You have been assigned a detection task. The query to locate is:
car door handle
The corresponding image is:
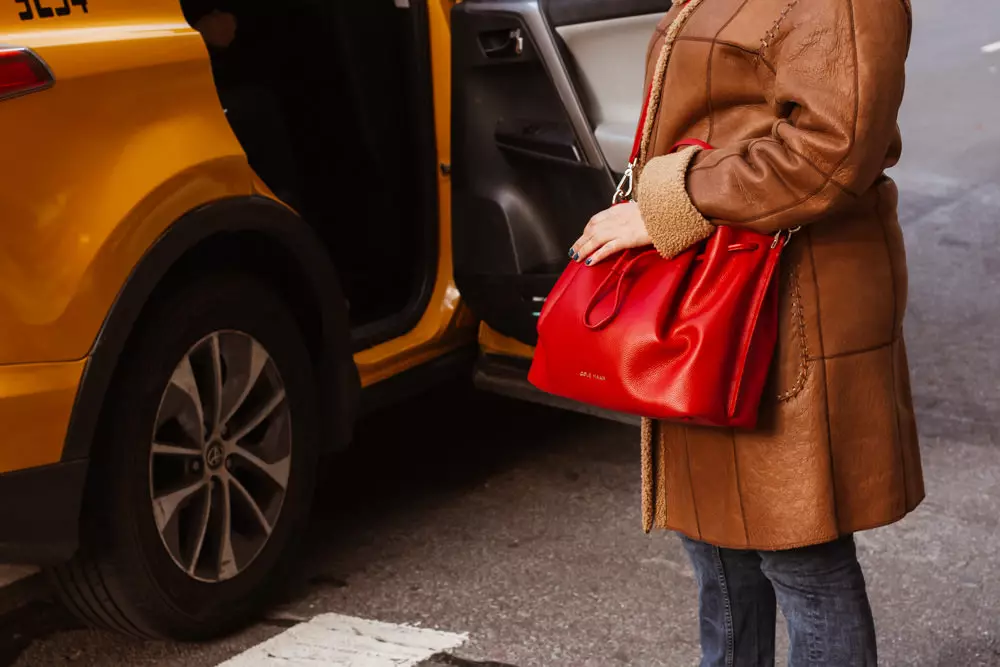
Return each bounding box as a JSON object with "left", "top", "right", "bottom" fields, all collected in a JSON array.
[
  {"left": 495, "top": 120, "right": 582, "bottom": 164},
  {"left": 480, "top": 28, "right": 524, "bottom": 58}
]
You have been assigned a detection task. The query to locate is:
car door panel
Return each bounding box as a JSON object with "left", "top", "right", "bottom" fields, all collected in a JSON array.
[
  {"left": 556, "top": 12, "right": 665, "bottom": 169},
  {"left": 451, "top": 0, "right": 670, "bottom": 346}
]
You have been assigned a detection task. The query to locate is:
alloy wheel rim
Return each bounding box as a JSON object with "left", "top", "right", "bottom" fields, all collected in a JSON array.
[{"left": 148, "top": 331, "right": 292, "bottom": 583}]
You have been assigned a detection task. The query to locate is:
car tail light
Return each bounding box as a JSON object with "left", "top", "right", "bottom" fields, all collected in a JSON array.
[{"left": 0, "top": 48, "right": 53, "bottom": 102}]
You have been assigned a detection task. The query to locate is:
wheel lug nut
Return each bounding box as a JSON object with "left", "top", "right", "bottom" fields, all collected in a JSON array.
[{"left": 225, "top": 458, "right": 233, "bottom": 471}]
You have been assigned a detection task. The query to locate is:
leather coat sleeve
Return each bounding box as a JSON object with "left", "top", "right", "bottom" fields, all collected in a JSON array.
[{"left": 685, "top": 0, "right": 912, "bottom": 235}]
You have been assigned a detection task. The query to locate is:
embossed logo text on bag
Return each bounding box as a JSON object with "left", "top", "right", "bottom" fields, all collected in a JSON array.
[{"left": 579, "top": 371, "right": 607, "bottom": 382}]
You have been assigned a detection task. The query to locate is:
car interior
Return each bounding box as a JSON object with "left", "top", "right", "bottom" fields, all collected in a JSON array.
[
  {"left": 181, "top": 0, "right": 438, "bottom": 344},
  {"left": 448, "top": 0, "right": 670, "bottom": 347}
]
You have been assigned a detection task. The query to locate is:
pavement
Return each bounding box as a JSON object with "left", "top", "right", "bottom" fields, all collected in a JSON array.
[{"left": 1, "top": 1, "right": 999, "bottom": 665}]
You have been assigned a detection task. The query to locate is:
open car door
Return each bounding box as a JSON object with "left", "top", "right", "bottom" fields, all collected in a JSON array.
[{"left": 450, "top": 0, "right": 671, "bottom": 418}]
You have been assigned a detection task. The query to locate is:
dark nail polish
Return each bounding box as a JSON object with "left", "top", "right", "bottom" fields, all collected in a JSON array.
[
  {"left": 585, "top": 258, "right": 592, "bottom": 266},
  {"left": 573, "top": 252, "right": 580, "bottom": 261},
  {"left": 568, "top": 248, "right": 575, "bottom": 258}
]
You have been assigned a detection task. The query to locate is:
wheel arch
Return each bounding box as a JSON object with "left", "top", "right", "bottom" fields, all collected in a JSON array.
[{"left": 62, "top": 196, "right": 360, "bottom": 468}]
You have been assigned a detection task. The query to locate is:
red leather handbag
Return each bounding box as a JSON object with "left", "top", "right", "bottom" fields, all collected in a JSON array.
[{"left": 527, "top": 98, "right": 789, "bottom": 428}]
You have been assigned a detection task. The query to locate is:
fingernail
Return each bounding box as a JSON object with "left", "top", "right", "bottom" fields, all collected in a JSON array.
[
  {"left": 568, "top": 248, "right": 575, "bottom": 258},
  {"left": 573, "top": 252, "right": 580, "bottom": 261},
  {"left": 585, "top": 258, "right": 592, "bottom": 266}
]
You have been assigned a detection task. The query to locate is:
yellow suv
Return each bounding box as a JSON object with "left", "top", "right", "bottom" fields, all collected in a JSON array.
[{"left": 0, "top": 0, "right": 666, "bottom": 639}]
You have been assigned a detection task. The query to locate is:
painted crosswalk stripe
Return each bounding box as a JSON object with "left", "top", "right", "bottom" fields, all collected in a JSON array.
[
  {"left": 218, "top": 613, "right": 467, "bottom": 666},
  {"left": 982, "top": 41, "right": 1000, "bottom": 54}
]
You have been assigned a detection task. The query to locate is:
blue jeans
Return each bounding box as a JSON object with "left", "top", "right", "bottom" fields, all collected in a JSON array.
[{"left": 681, "top": 535, "right": 877, "bottom": 667}]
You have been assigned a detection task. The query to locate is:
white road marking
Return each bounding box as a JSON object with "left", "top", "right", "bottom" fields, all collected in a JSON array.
[
  {"left": 982, "top": 41, "right": 1000, "bottom": 54},
  {"left": 0, "top": 566, "right": 37, "bottom": 588},
  {"left": 218, "top": 613, "right": 467, "bottom": 666}
]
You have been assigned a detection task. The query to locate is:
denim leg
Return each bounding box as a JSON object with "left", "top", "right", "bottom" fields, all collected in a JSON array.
[
  {"left": 681, "top": 536, "right": 777, "bottom": 667},
  {"left": 758, "top": 536, "right": 877, "bottom": 667}
]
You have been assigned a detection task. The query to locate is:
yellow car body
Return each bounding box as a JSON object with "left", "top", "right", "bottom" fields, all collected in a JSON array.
[
  {"left": 0, "top": 0, "right": 500, "bottom": 535},
  {"left": 0, "top": 0, "right": 657, "bottom": 638}
]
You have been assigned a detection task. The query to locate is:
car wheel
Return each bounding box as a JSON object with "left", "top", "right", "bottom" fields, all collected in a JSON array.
[{"left": 48, "top": 273, "right": 321, "bottom": 640}]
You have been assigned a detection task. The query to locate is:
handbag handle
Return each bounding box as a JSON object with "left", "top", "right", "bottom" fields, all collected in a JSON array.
[
  {"left": 583, "top": 249, "right": 660, "bottom": 330},
  {"left": 592, "top": 139, "right": 716, "bottom": 329},
  {"left": 582, "top": 238, "right": 762, "bottom": 330}
]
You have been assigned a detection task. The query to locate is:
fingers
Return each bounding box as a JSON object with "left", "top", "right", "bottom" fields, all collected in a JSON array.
[
  {"left": 569, "top": 203, "right": 649, "bottom": 265},
  {"left": 584, "top": 239, "right": 619, "bottom": 266},
  {"left": 576, "top": 231, "right": 613, "bottom": 263},
  {"left": 569, "top": 213, "right": 605, "bottom": 260},
  {"left": 571, "top": 207, "right": 621, "bottom": 259}
]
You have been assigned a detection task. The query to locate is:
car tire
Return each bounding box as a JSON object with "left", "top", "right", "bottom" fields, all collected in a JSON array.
[{"left": 47, "top": 272, "right": 321, "bottom": 640}]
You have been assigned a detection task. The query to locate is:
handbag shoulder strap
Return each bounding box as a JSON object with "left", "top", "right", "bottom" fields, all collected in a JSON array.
[
  {"left": 613, "top": 0, "right": 699, "bottom": 204},
  {"left": 628, "top": 86, "right": 655, "bottom": 168}
]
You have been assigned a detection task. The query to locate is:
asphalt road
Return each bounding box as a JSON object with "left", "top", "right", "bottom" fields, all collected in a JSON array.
[{"left": 2, "top": 1, "right": 999, "bottom": 665}]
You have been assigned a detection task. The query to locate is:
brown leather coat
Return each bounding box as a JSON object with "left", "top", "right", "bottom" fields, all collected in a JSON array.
[{"left": 634, "top": 0, "right": 924, "bottom": 550}]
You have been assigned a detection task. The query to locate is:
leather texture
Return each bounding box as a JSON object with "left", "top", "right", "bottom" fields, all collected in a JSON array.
[
  {"left": 529, "top": 223, "right": 782, "bottom": 427},
  {"left": 632, "top": 0, "right": 923, "bottom": 550}
]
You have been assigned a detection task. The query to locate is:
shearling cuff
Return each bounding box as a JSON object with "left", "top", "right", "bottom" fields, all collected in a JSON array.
[{"left": 636, "top": 146, "right": 715, "bottom": 259}]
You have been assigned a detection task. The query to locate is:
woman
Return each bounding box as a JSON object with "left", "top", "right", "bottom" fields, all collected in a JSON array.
[{"left": 570, "top": 0, "right": 924, "bottom": 664}]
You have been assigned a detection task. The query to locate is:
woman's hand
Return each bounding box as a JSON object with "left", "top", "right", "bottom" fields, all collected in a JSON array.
[{"left": 569, "top": 201, "right": 652, "bottom": 266}]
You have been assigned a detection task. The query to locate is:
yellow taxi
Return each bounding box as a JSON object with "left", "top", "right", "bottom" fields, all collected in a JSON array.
[{"left": 0, "top": 0, "right": 667, "bottom": 639}]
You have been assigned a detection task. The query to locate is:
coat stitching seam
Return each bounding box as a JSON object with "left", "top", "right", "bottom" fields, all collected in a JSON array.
[
  {"left": 683, "top": 428, "right": 703, "bottom": 540},
  {"left": 675, "top": 36, "right": 766, "bottom": 58},
  {"left": 691, "top": 130, "right": 859, "bottom": 198},
  {"left": 807, "top": 338, "right": 898, "bottom": 362},
  {"left": 677, "top": 36, "right": 780, "bottom": 73},
  {"left": 730, "top": 431, "right": 750, "bottom": 546},
  {"left": 706, "top": 0, "right": 752, "bottom": 145},
  {"left": 705, "top": 176, "right": 846, "bottom": 225},
  {"left": 683, "top": 0, "right": 862, "bottom": 226},
  {"left": 777, "top": 265, "right": 810, "bottom": 402},
  {"left": 824, "top": 359, "right": 839, "bottom": 536},
  {"left": 646, "top": 25, "right": 668, "bottom": 76},
  {"left": 808, "top": 235, "right": 841, "bottom": 532},
  {"left": 639, "top": 0, "right": 708, "bottom": 166},
  {"left": 778, "top": 135, "right": 858, "bottom": 196},
  {"left": 757, "top": 0, "right": 801, "bottom": 61}
]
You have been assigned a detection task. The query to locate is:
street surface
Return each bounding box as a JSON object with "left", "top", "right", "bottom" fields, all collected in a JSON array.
[{"left": 1, "top": 1, "right": 999, "bottom": 665}]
